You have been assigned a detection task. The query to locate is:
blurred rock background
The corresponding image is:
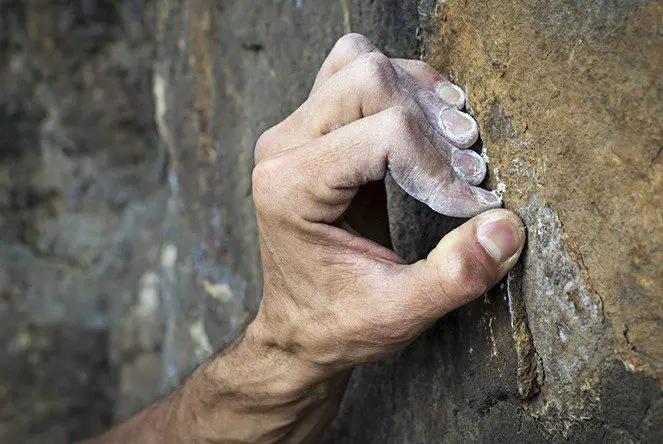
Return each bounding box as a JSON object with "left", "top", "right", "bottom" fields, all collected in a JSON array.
[
  {"left": 0, "top": 0, "right": 162, "bottom": 441},
  {"left": 0, "top": 0, "right": 661, "bottom": 443}
]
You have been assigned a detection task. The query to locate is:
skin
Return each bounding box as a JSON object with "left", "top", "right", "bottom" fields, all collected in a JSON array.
[{"left": 85, "top": 34, "right": 526, "bottom": 443}]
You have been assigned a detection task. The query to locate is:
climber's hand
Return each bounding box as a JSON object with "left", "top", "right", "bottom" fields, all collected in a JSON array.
[{"left": 249, "top": 33, "right": 524, "bottom": 372}]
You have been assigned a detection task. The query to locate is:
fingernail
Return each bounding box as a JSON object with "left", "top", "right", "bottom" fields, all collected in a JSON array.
[
  {"left": 473, "top": 188, "right": 502, "bottom": 206},
  {"left": 439, "top": 108, "right": 478, "bottom": 147},
  {"left": 452, "top": 150, "right": 486, "bottom": 185},
  {"left": 436, "top": 82, "right": 465, "bottom": 108},
  {"left": 477, "top": 212, "right": 523, "bottom": 262}
]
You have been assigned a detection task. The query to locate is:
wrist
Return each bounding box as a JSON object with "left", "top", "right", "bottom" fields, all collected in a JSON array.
[
  {"left": 174, "top": 317, "right": 348, "bottom": 443},
  {"left": 206, "top": 320, "right": 328, "bottom": 405}
]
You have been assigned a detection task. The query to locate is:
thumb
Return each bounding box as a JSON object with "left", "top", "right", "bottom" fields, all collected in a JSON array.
[{"left": 394, "top": 209, "right": 526, "bottom": 321}]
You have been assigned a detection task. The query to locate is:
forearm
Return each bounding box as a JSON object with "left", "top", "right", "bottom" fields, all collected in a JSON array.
[
  {"left": 81, "top": 389, "right": 185, "bottom": 444},
  {"left": 86, "top": 322, "right": 350, "bottom": 443}
]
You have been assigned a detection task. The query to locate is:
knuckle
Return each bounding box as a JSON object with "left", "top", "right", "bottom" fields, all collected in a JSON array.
[
  {"left": 439, "top": 244, "right": 494, "bottom": 305},
  {"left": 334, "top": 33, "right": 374, "bottom": 56},
  {"left": 355, "top": 52, "right": 398, "bottom": 95},
  {"left": 383, "top": 106, "right": 418, "bottom": 139},
  {"left": 251, "top": 157, "right": 283, "bottom": 212},
  {"left": 410, "top": 59, "right": 438, "bottom": 76},
  {"left": 254, "top": 126, "right": 278, "bottom": 163}
]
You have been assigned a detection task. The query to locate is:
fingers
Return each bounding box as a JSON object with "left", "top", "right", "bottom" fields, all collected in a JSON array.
[
  {"left": 411, "top": 83, "right": 478, "bottom": 148},
  {"left": 391, "top": 59, "right": 466, "bottom": 110},
  {"left": 451, "top": 149, "right": 487, "bottom": 186},
  {"left": 258, "top": 34, "right": 479, "bottom": 167},
  {"left": 386, "top": 209, "right": 525, "bottom": 322},
  {"left": 310, "top": 33, "right": 377, "bottom": 96},
  {"left": 259, "top": 49, "right": 478, "bottom": 162},
  {"left": 267, "top": 51, "right": 406, "bottom": 153},
  {"left": 311, "top": 35, "right": 466, "bottom": 110},
  {"left": 255, "top": 33, "right": 495, "bottom": 220},
  {"left": 252, "top": 108, "right": 501, "bottom": 224}
]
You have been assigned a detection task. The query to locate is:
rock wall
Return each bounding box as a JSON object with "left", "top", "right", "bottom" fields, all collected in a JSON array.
[{"left": 147, "top": 0, "right": 662, "bottom": 442}]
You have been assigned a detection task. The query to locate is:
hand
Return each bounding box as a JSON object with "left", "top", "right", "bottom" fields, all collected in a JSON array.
[
  {"left": 249, "top": 31, "right": 523, "bottom": 365},
  {"left": 240, "top": 34, "right": 525, "bottom": 441},
  {"left": 87, "top": 34, "right": 525, "bottom": 444}
]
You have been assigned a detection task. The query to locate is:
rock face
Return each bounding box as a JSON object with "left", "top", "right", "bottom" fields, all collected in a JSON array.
[{"left": 151, "top": 0, "right": 662, "bottom": 442}]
